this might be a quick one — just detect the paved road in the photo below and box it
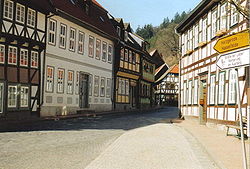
[0,107,218,169]
[0,107,178,169]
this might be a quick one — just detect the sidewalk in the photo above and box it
[85,123,219,169]
[175,119,250,169]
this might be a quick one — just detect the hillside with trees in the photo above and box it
[136,12,189,66]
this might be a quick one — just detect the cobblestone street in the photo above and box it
[0,107,219,169]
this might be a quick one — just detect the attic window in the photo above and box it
[124,31,128,42]
[100,16,104,22]
[70,0,76,5]
[85,4,89,14]
[117,26,121,37]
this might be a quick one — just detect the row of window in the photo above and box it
[0,45,38,68]
[46,66,111,98]
[4,0,36,27]
[120,48,140,72]
[182,2,240,54]
[2,84,29,109]
[140,83,151,97]
[48,19,113,63]
[182,70,236,106]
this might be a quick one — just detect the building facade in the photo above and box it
[176,0,249,136]
[41,0,117,116]
[110,18,141,110]
[0,0,51,119]
[155,64,179,106]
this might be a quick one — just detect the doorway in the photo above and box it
[0,83,4,114]
[199,79,207,124]
[79,73,89,108]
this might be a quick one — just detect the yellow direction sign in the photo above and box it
[214,30,250,53]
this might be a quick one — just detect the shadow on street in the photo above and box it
[0,107,179,132]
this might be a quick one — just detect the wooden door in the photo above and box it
[79,73,89,108]
[202,82,207,123]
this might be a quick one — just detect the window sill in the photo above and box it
[198,42,207,47]
[185,50,194,55]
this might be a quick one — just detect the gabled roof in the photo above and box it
[150,49,165,69]
[92,0,105,10]
[51,0,118,39]
[124,23,132,32]
[155,64,179,84]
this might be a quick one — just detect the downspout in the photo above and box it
[175,28,182,118]
[40,13,55,107]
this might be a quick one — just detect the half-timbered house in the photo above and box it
[0,0,52,119]
[41,0,117,116]
[110,18,141,110]
[155,64,179,106]
[176,0,249,137]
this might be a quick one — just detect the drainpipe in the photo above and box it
[175,29,182,118]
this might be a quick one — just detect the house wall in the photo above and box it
[41,15,114,117]
[179,0,249,135]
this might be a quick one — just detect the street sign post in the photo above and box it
[216,48,250,70]
[214,30,250,53]
[215,31,250,169]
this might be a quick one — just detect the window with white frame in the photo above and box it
[194,25,199,48]
[108,44,112,63]
[4,0,13,20]
[102,41,107,62]
[57,69,64,93]
[230,4,238,26]
[48,19,56,45]
[124,31,128,42]
[106,78,111,98]
[27,8,36,27]
[228,70,236,104]
[125,79,129,96]
[220,3,227,30]
[94,76,99,97]
[8,85,17,108]
[218,72,225,104]
[100,77,105,97]
[0,45,5,64]
[193,79,198,105]
[198,20,202,43]
[89,74,92,96]
[183,82,187,105]
[95,39,101,59]
[125,49,128,62]
[212,9,217,37]
[46,66,54,92]
[75,71,79,94]
[0,83,3,113]
[59,24,67,48]
[67,71,74,94]
[188,80,192,105]
[210,74,216,105]
[88,36,94,57]
[78,31,85,54]
[20,86,29,107]
[202,18,207,42]
[117,26,121,36]
[20,49,28,67]
[69,28,76,51]
[8,46,17,65]
[16,3,25,23]
[31,51,38,68]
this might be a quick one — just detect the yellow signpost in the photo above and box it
[214,30,250,53]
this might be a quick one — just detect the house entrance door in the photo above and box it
[199,80,207,124]
[79,73,89,108]
[0,83,4,114]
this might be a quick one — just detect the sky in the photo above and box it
[98,0,201,30]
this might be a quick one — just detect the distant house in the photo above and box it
[41,0,118,116]
[0,0,52,119]
[176,0,249,136]
[110,18,142,110]
[155,64,179,106]
[150,49,165,69]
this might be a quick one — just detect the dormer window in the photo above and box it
[85,4,89,15]
[124,31,128,42]
[117,26,121,37]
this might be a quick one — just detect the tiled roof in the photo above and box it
[51,0,118,39]
[169,64,179,74]
[92,0,105,10]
